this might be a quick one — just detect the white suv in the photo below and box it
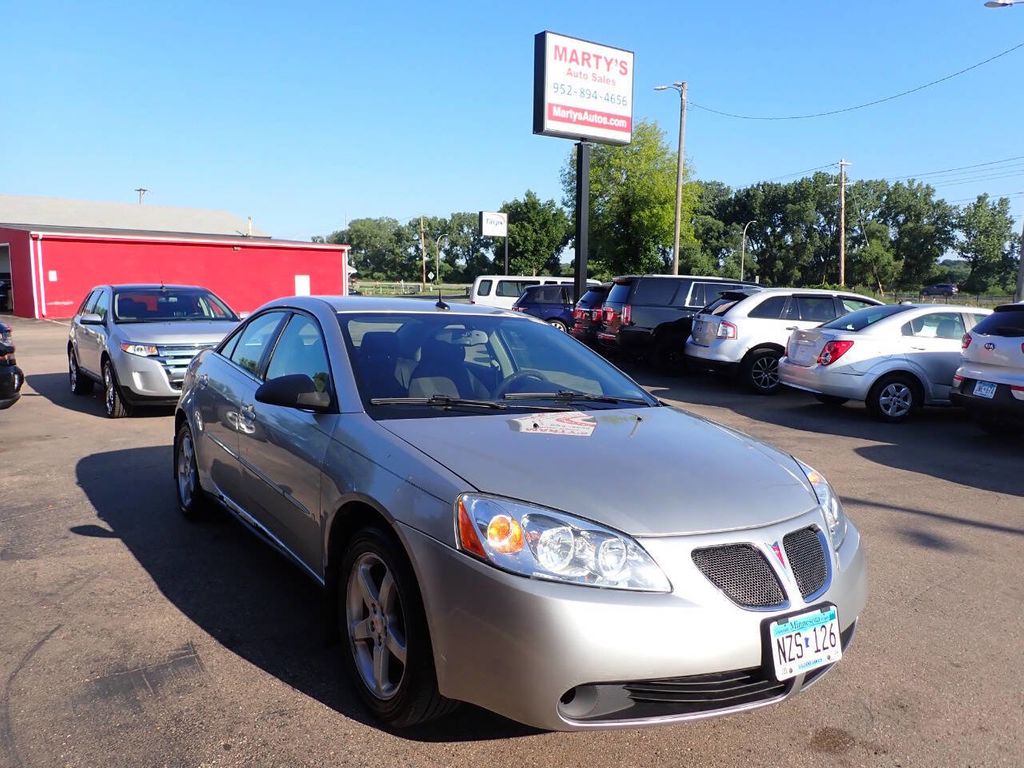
[952,302,1024,435]
[686,288,881,393]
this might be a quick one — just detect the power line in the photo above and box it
[886,154,1024,181]
[688,40,1024,121]
[763,162,838,183]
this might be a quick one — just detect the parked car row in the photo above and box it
[565,273,1022,433]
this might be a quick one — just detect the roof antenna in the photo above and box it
[435,279,449,311]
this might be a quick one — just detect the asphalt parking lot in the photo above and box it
[1,317,1021,768]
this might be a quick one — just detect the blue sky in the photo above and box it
[4,1,1024,240]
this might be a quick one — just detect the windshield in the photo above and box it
[113,288,238,323]
[820,303,911,332]
[337,312,656,418]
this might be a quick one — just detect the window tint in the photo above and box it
[477,279,493,297]
[794,296,838,322]
[970,309,1024,338]
[266,314,331,393]
[606,282,633,305]
[841,297,878,313]
[748,295,789,319]
[633,279,681,306]
[688,282,746,308]
[112,287,236,322]
[901,312,966,339]
[229,311,287,376]
[577,288,609,309]
[821,304,914,331]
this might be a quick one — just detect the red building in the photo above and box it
[0,194,349,318]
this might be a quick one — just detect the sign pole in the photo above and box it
[574,141,591,304]
[504,236,509,275]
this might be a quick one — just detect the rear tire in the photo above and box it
[866,374,919,423]
[339,527,457,728]
[102,359,131,418]
[69,349,94,395]
[547,319,568,333]
[652,334,687,375]
[741,349,782,395]
[814,394,849,407]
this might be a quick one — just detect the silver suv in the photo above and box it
[68,284,239,417]
[686,288,881,393]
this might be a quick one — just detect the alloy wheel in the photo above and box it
[104,366,115,415]
[346,552,407,700]
[176,431,197,508]
[878,381,913,419]
[750,355,779,391]
[69,354,78,392]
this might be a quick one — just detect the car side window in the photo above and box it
[841,297,877,313]
[902,312,966,340]
[229,311,287,376]
[747,296,789,319]
[93,288,111,322]
[265,314,332,394]
[78,290,99,316]
[477,279,493,297]
[794,296,838,322]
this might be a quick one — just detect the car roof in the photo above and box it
[104,284,210,291]
[891,303,992,314]
[265,295,519,317]
[741,287,880,301]
[613,274,757,283]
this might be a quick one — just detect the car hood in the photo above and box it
[379,405,817,537]
[112,320,238,345]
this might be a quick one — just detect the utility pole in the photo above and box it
[1016,215,1024,303]
[838,159,848,287]
[655,82,688,275]
[419,217,427,287]
[134,187,148,204]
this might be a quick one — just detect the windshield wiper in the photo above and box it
[370,395,510,410]
[502,390,652,406]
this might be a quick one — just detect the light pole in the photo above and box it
[740,220,757,281]
[433,234,448,284]
[655,81,687,275]
[983,0,1024,299]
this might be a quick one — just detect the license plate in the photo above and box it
[793,345,816,365]
[769,605,842,680]
[973,380,997,399]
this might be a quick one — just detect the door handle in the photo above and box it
[785,326,798,331]
[910,346,926,351]
[240,403,255,419]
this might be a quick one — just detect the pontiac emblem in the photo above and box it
[770,541,786,568]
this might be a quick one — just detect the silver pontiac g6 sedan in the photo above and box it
[173,296,866,731]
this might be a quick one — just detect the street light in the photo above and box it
[655,81,688,275]
[740,220,757,282]
[433,233,448,284]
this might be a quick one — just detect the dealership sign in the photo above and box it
[479,211,508,237]
[533,31,634,146]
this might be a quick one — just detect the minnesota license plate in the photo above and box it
[973,380,997,399]
[769,605,842,681]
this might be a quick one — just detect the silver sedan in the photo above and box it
[173,296,866,731]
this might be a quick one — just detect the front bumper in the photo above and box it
[402,511,867,731]
[778,359,871,401]
[112,350,186,403]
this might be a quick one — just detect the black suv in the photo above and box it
[0,320,24,410]
[597,275,756,370]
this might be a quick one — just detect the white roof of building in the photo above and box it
[0,194,268,237]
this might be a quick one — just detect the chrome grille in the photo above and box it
[155,344,216,389]
[691,545,785,608]
[783,527,829,599]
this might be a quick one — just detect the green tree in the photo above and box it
[327,218,418,281]
[561,120,697,276]
[955,194,1015,293]
[500,191,571,276]
[879,181,955,289]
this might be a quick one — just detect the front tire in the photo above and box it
[866,374,918,423]
[174,422,208,519]
[69,349,93,395]
[102,359,131,418]
[339,527,455,728]
[742,349,782,395]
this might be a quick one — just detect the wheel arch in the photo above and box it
[741,342,786,364]
[872,368,927,402]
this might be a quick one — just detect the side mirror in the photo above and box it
[255,374,332,412]
[238,311,251,320]
[80,313,103,325]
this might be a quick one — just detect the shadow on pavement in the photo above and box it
[635,367,1024,498]
[74,447,539,743]
[29,372,175,418]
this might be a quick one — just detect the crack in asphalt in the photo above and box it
[0,624,62,768]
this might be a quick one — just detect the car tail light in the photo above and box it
[716,321,737,340]
[952,373,963,385]
[817,340,854,366]
[1012,385,1024,401]
[573,308,584,320]
[603,306,618,323]
[622,304,632,325]
[962,333,972,350]
[592,308,602,321]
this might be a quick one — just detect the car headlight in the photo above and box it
[796,460,848,550]
[455,494,671,592]
[120,342,159,357]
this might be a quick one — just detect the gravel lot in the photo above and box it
[1,316,1021,768]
